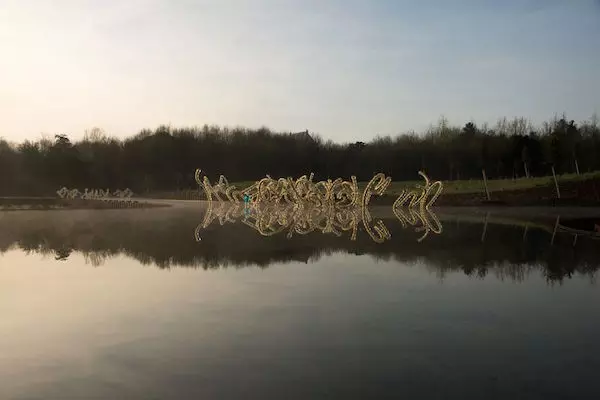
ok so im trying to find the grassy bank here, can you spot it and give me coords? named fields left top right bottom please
left=388, top=171, right=600, bottom=195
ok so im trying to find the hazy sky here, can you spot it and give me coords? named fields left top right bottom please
left=1, top=0, right=599, bottom=143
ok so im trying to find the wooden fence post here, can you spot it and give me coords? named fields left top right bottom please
left=551, top=166, right=561, bottom=199
left=482, top=169, right=491, bottom=201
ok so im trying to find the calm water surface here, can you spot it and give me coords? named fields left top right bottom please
left=1, top=207, right=599, bottom=399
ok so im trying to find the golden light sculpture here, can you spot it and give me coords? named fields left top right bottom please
left=193, top=169, right=443, bottom=243
left=196, top=169, right=373, bottom=209
left=56, top=187, right=134, bottom=200
left=195, top=169, right=441, bottom=209
left=392, top=171, right=443, bottom=210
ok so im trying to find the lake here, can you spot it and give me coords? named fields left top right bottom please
left=1, top=204, right=600, bottom=399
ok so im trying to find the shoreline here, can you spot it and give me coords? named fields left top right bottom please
left=0, top=197, right=168, bottom=211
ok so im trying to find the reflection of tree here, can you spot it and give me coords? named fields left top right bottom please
left=0, top=210, right=598, bottom=283
left=54, top=246, right=72, bottom=261
left=83, top=250, right=113, bottom=267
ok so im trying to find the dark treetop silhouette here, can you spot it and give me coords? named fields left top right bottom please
left=1, top=113, right=599, bottom=196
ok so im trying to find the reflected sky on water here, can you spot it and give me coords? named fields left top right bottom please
left=1, top=206, right=600, bottom=399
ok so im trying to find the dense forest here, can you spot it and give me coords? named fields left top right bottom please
left=0, top=113, right=599, bottom=196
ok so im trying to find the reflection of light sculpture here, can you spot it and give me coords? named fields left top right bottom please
left=393, top=207, right=443, bottom=242
left=242, top=204, right=365, bottom=240
left=195, top=202, right=365, bottom=241
left=194, top=169, right=443, bottom=243
left=194, top=200, right=443, bottom=243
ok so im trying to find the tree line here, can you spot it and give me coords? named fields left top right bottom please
left=0, top=113, right=599, bottom=196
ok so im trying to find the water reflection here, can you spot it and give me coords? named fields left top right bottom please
left=194, top=202, right=443, bottom=243
left=0, top=207, right=599, bottom=283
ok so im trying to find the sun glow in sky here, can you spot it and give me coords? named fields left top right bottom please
left=0, top=0, right=599, bottom=143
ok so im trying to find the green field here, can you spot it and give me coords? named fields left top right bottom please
left=387, top=171, right=600, bottom=195
left=230, top=171, right=600, bottom=196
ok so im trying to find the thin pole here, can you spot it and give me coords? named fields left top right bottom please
left=482, top=169, right=491, bottom=201
left=551, top=166, right=561, bottom=199
left=481, top=212, right=489, bottom=243
left=551, top=215, right=560, bottom=246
